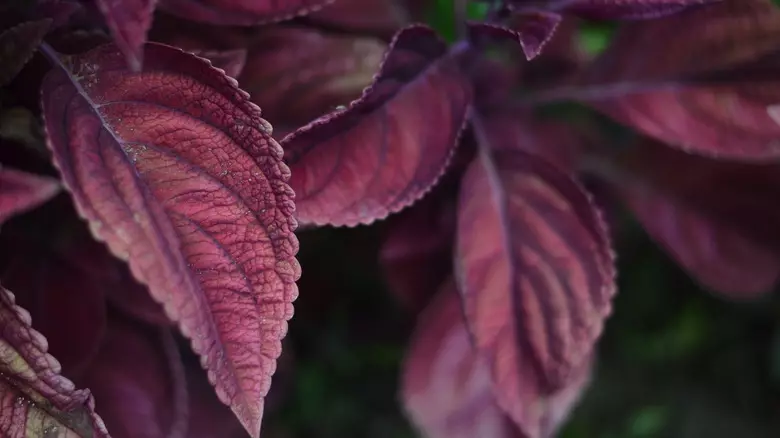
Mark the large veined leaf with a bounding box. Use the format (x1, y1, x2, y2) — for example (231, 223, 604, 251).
(41, 42, 300, 437)
(0, 167, 61, 226)
(282, 25, 472, 226)
(94, 0, 157, 71)
(575, 0, 780, 160)
(0, 283, 108, 438)
(157, 0, 334, 26)
(402, 280, 593, 438)
(455, 116, 614, 434)
(0, 19, 52, 86)
(590, 138, 780, 298)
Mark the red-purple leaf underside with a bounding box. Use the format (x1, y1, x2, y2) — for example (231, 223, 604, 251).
(455, 126, 614, 432)
(0, 19, 52, 86)
(94, 0, 157, 71)
(0, 167, 61, 225)
(41, 42, 300, 437)
(0, 283, 108, 438)
(579, 0, 780, 160)
(282, 25, 472, 226)
(467, 13, 561, 61)
(157, 0, 335, 26)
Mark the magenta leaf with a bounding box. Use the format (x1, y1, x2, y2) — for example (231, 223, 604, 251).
(402, 280, 592, 438)
(455, 116, 614, 432)
(239, 27, 386, 131)
(576, 0, 780, 160)
(157, 0, 334, 26)
(0, 167, 61, 226)
(282, 25, 473, 226)
(468, 12, 561, 61)
(192, 48, 247, 79)
(0, 19, 52, 86)
(94, 0, 157, 71)
(41, 42, 300, 437)
(0, 283, 109, 438)
(592, 138, 780, 298)
(76, 319, 187, 438)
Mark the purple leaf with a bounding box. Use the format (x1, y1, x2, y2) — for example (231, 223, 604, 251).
(157, 0, 335, 26)
(192, 48, 247, 79)
(304, 0, 409, 38)
(76, 319, 187, 438)
(591, 138, 780, 298)
(501, 0, 717, 19)
(0, 283, 109, 438)
(239, 27, 386, 131)
(94, 0, 157, 71)
(0, 167, 61, 225)
(468, 12, 561, 61)
(282, 25, 473, 226)
(0, 19, 52, 86)
(577, 0, 780, 160)
(402, 279, 592, 438)
(455, 117, 614, 434)
(41, 42, 300, 437)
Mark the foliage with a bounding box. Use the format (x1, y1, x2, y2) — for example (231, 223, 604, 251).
(0, 0, 779, 437)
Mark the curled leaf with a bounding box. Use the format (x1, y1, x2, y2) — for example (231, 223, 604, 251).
(467, 12, 561, 61)
(94, 0, 157, 71)
(41, 42, 300, 437)
(157, 0, 334, 26)
(0, 283, 108, 438)
(282, 25, 472, 226)
(0, 167, 61, 225)
(0, 19, 52, 86)
(455, 116, 614, 434)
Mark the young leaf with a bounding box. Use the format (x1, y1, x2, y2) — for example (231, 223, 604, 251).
(41, 42, 300, 437)
(591, 138, 780, 298)
(282, 25, 473, 226)
(0, 19, 52, 86)
(402, 280, 592, 438)
(76, 319, 187, 438)
(0, 283, 108, 438)
(94, 0, 157, 71)
(455, 116, 614, 430)
(0, 167, 61, 225)
(576, 0, 780, 160)
(467, 12, 561, 60)
(239, 27, 386, 130)
(157, 0, 334, 26)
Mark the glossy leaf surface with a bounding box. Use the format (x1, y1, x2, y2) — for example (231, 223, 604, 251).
(282, 25, 472, 226)
(456, 118, 614, 431)
(95, 0, 157, 71)
(0, 283, 108, 438)
(0, 167, 60, 225)
(41, 42, 300, 437)
(158, 0, 334, 26)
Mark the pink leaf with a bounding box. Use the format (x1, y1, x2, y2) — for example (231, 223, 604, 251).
(239, 27, 386, 131)
(578, 0, 780, 160)
(192, 48, 247, 79)
(282, 25, 473, 226)
(593, 138, 780, 298)
(467, 12, 561, 61)
(455, 117, 614, 433)
(0, 19, 52, 86)
(157, 0, 334, 26)
(402, 280, 592, 438)
(94, 0, 157, 71)
(0, 167, 61, 225)
(41, 42, 300, 437)
(76, 319, 187, 438)
(0, 283, 109, 438)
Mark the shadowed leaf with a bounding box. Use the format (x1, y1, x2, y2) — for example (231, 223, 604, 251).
(0, 167, 60, 225)
(157, 0, 334, 26)
(193, 48, 247, 79)
(0, 283, 109, 438)
(0, 19, 52, 86)
(282, 25, 472, 226)
(239, 27, 386, 131)
(94, 0, 157, 71)
(500, 0, 717, 19)
(304, 0, 409, 38)
(455, 116, 614, 434)
(467, 12, 561, 60)
(41, 42, 300, 437)
(576, 0, 780, 160)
